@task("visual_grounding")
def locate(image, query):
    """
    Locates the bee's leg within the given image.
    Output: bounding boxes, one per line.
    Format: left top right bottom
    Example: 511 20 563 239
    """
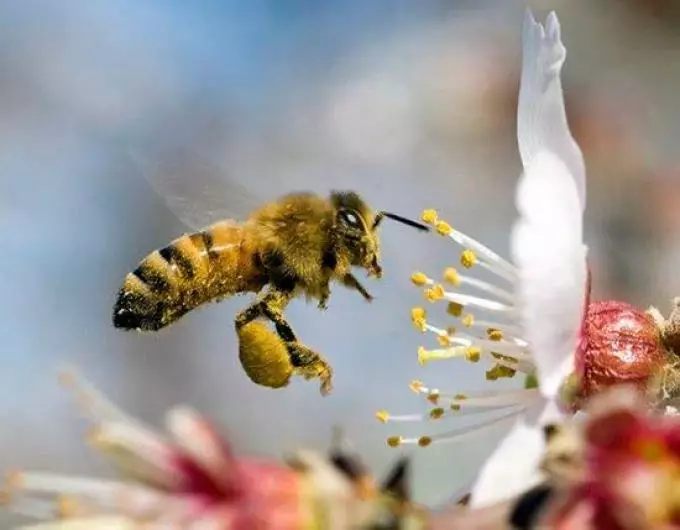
318 282 331 311
234 288 296 342
342 273 373 302
288 342 333 396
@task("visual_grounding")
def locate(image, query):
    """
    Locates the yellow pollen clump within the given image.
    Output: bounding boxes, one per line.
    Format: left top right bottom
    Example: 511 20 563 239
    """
460 249 477 269
429 407 445 420
421 209 438 225
437 334 451 347
435 220 452 236
417 347 430 366
462 314 475 327
411 307 427 332
487 328 504 341
424 284 445 302
387 436 403 448
375 410 389 423
418 436 433 447
443 268 460 286
409 380 424 393
465 347 481 363
427 391 440 405
447 302 464 318
411 272 429 286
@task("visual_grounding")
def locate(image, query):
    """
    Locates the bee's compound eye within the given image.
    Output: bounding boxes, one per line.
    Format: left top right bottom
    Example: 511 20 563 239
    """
340 210 360 227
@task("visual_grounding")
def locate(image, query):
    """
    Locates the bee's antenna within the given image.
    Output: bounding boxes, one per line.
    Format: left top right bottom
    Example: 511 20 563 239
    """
374 211 430 232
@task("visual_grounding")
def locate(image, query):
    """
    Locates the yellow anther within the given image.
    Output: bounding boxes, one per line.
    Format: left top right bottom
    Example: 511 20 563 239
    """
417 346 430 366
443 267 460 286
429 407 445 420
427 391 440 405
460 249 477 269
454 393 467 400
447 302 463 318
411 307 427 332
465 347 481 363
375 410 389 423
435 220 453 236
387 436 403 448
446 325 457 336
487 328 504 341
437 334 451 347
421 209 438 225
418 436 433 447
450 403 461 412
462 314 475 327
409 380 424 393
524 372 539 389
485 367 499 381
498 366 517 379
411 272 429 286
424 284 445 302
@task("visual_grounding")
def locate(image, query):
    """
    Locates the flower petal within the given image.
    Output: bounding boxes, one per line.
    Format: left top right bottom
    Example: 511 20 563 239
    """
518 9 586 212
469 397 563 508
511 11 587 400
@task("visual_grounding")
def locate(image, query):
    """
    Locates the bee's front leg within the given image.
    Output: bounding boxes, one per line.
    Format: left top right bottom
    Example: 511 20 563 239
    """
342 273 373 303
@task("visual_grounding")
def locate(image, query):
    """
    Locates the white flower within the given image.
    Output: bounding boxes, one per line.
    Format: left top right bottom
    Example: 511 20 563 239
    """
377 9 588 508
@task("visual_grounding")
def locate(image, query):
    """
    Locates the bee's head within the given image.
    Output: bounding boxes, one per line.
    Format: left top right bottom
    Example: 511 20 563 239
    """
330 190 429 279
330 190 383 278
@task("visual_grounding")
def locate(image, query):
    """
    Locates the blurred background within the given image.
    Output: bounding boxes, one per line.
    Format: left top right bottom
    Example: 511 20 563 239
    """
2 0 680 522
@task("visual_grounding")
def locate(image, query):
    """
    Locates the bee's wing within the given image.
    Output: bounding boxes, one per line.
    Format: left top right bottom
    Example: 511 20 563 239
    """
128 140 263 231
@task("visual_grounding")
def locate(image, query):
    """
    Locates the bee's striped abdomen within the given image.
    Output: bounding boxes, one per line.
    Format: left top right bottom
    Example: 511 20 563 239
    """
113 220 265 332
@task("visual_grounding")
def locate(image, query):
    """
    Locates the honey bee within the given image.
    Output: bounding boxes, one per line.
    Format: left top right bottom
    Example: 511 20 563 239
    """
114 147 428 395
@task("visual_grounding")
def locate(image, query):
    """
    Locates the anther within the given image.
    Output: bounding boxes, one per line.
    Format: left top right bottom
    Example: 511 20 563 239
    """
429 408 445 420
437 334 451 347
427 391 440 405
424 284 445 302
435 220 453 236
443 268 460 286
487 328 504 341
409 380 424 393
465 347 481 363
454 393 467 400
447 302 464 318
387 436 403 448
417 347 429 366
418 436 433 447
376 410 389 423
460 249 477 269
462 314 474 327
421 209 438 225
411 272 429 286
450 403 461 412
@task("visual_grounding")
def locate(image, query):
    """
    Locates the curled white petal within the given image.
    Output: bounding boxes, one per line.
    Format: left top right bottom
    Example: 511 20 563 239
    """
469 397 562 508
518 9 586 212
512 10 587 400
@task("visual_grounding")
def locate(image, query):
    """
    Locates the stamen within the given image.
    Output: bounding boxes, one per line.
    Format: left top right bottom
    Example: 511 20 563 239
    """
87 423 181 490
377 403 525 423
442 269 515 303
13 516 136 529
58 367 158 435
394 408 524 447
420 209 517 279
422 324 530 358
440 290 515 314
410 383 540 408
